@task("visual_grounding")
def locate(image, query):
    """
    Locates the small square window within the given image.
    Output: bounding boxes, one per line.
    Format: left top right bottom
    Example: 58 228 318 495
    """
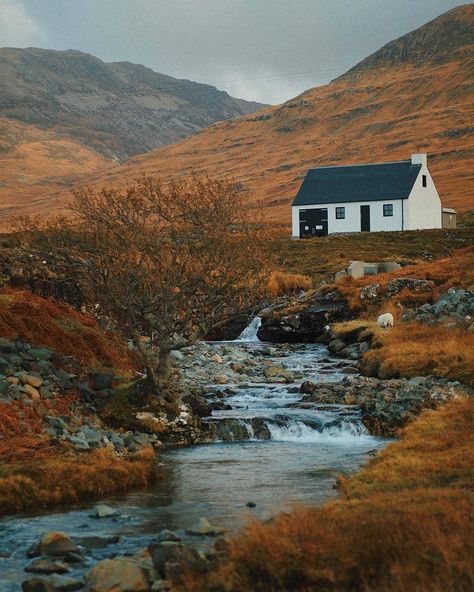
335 207 345 219
383 204 393 217
422 175 427 187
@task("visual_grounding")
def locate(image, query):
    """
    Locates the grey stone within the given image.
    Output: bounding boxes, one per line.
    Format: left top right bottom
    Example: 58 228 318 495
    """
154 529 182 543
67 435 90 450
46 416 67 430
28 348 54 361
25 559 71 575
186 517 225 536
90 504 118 519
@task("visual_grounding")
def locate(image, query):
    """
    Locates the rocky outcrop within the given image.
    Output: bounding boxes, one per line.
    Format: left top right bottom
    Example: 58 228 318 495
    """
403 289 474 329
295 375 472 436
258 291 354 343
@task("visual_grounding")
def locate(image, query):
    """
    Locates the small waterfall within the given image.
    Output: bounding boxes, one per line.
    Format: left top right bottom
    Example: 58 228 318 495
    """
211 416 370 443
235 316 262 342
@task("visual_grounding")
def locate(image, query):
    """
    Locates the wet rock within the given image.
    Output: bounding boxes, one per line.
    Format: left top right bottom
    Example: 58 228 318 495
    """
22 574 83 591
250 417 271 440
182 393 212 417
211 418 250 441
90 504 118 519
246 501 256 508
342 366 359 374
186 517 225 536
32 532 81 558
300 381 317 394
85 558 149 592
79 535 120 550
154 529 182 543
25 559 71 575
148 542 207 583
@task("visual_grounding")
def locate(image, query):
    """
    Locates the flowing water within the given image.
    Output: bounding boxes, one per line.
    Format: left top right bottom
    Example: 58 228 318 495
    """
0 326 387 590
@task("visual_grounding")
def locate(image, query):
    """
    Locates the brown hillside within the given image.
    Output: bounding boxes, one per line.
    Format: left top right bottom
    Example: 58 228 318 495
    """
71 5 474 223
0 118 112 225
0 5 472 229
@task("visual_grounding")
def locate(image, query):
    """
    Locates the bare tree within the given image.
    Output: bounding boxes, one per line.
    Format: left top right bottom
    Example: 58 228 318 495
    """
35 177 274 396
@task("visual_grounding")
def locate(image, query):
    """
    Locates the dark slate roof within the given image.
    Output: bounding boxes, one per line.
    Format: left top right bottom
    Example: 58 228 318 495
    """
292 160 422 206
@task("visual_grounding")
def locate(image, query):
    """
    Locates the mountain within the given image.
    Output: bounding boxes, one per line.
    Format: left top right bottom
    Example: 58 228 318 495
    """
0 47 264 162
0 5 473 228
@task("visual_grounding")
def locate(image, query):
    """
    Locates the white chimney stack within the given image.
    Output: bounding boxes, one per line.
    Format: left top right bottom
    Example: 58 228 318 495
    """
411 153 427 167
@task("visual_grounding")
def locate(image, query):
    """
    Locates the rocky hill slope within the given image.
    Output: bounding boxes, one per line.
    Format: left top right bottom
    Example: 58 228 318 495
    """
0 47 264 162
66 4 474 223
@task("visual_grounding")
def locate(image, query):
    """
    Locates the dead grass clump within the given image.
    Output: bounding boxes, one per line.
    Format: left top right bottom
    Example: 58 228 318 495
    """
0 288 136 372
266 271 313 296
184 398 474 592
0 446 157 513
362 323 474 386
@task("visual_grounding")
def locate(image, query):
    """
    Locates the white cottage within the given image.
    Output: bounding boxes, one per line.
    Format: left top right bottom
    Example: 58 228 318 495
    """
291 153 442 237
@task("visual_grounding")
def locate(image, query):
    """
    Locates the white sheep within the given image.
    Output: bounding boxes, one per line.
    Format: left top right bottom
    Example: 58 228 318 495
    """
377 312 394 328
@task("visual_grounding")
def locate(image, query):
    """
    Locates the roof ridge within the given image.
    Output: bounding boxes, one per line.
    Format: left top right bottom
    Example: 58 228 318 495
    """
308 159 414 171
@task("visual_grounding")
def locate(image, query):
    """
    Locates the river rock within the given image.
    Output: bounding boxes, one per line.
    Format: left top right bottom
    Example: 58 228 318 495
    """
21 384 41 400
32 532 80 558
148 542 206 583
90 504 118 518
85 558 149 592
25 559 71 575
186 517 225 536
20 374 43 388
213 374 229 384
22 574 83 591
154 530 182 543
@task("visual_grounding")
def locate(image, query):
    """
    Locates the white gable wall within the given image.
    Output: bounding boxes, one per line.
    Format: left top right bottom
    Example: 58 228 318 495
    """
405 168 442 230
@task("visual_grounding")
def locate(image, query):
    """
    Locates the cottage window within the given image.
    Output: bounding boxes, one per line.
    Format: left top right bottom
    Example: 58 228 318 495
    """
383 204 393 217
422 175 427 187
335 207 345 219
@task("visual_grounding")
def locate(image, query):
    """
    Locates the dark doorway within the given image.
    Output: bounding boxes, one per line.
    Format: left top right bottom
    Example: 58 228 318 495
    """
360 205 371 232
299 208 328 237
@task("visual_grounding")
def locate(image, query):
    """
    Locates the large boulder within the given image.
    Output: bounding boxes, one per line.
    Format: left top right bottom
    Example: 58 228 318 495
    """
85 558 150 592
259 300 352 343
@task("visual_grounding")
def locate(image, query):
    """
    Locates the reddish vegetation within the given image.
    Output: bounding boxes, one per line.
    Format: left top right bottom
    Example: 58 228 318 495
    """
184 398 474 592
266 271 313 297
0 288 136 372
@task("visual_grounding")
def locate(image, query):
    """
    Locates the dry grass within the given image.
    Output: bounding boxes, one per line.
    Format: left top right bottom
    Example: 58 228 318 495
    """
281 232 474 286
184 398 474 592
0 288 136 372
0 445 157 514
266 271 313 297
362 323 474 386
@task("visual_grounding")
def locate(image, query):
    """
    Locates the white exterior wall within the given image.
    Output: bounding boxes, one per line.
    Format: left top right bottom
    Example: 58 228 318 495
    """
292 199 404 237
292 154 442 237
405 167 442 230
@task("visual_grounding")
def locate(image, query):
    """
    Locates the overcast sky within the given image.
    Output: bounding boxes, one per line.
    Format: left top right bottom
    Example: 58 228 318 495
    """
0 0 465 104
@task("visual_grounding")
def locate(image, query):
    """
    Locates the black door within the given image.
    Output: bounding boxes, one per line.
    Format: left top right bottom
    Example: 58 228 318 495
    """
360 205 371 232
299 209 328 237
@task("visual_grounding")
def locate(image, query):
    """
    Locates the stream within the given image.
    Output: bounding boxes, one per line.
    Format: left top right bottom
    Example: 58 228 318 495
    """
0 323 387 590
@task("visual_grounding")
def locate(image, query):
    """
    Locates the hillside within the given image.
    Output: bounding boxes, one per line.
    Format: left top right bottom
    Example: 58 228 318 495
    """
0 5 473 229
65 4 474 224
0 48 264 162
